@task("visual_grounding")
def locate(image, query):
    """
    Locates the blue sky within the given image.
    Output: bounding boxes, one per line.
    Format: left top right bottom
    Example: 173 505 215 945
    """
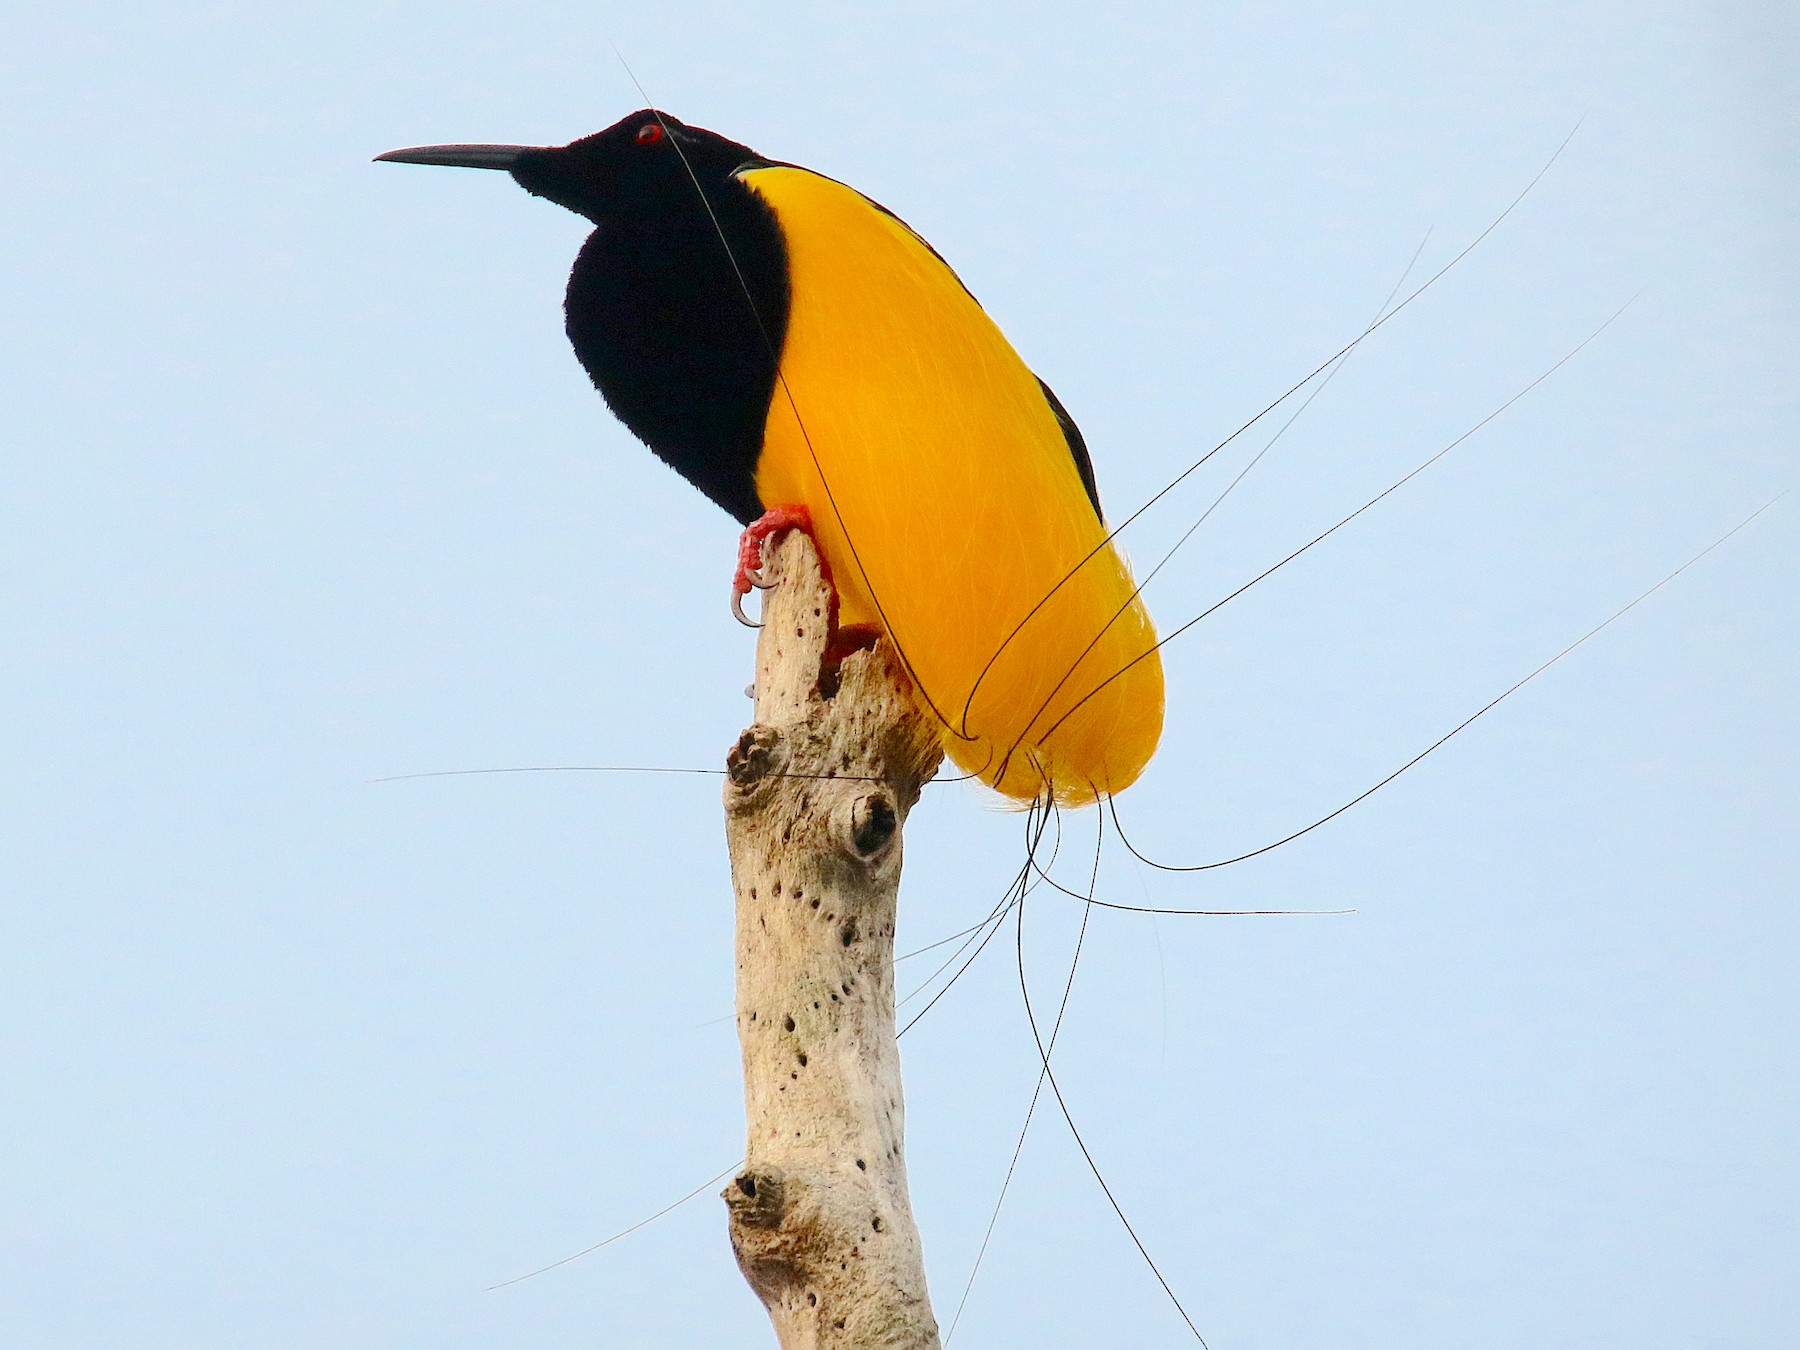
2 3 1795 1346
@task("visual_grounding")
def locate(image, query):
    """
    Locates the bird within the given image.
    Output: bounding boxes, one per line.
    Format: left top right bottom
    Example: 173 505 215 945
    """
377 109 1163 807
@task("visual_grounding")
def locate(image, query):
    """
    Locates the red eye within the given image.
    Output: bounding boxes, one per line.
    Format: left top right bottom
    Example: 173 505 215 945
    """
635 123 663 145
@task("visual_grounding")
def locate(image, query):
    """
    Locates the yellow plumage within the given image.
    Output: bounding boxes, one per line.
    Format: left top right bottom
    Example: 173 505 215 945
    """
741 166 1164 805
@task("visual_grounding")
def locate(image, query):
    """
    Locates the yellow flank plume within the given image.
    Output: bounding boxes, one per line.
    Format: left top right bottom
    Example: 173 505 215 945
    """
740 166 1164 806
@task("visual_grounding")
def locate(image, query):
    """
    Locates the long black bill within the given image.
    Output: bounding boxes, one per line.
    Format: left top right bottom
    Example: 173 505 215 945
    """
373 144 536 170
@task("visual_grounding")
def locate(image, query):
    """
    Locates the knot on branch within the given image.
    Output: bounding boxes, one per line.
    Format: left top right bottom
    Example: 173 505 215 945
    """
727 725 786 809
726 1168 828 1314
725 1168 788 1230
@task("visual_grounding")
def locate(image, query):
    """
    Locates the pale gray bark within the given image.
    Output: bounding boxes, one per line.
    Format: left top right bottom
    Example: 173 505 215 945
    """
722 530 945 1350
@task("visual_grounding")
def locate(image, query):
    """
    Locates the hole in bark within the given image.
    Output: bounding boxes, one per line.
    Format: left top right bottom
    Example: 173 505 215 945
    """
810 899 820 910
855 1158 866 1170
840 920 859 948
797 1052 808 1067
842 983 852 995
773 881 782 897
793 887 803 900
834 1319 846 1330
872 1216 884 1232
808 1292 818 1307
736 1175 757 1198
850 794 897 856
783 1015 795 1032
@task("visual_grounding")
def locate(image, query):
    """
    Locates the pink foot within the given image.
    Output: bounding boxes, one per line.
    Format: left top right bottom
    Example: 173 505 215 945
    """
731 505 814 627
733 504 814 593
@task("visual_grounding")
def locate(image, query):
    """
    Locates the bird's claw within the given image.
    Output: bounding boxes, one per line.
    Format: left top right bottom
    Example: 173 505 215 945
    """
730 504 814 628
731 588 762 629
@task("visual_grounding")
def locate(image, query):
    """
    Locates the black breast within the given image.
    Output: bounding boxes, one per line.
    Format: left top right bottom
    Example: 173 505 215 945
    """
563 177 789 525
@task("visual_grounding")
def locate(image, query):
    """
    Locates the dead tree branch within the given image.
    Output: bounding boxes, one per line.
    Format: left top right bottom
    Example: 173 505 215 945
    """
722 530 945 1349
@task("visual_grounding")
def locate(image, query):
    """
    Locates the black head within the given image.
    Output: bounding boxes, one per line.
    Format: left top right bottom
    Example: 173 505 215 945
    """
375 110 769 224
376 110 792 527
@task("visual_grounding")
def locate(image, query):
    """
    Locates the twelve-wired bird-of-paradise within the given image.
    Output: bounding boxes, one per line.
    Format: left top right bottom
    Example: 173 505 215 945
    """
378 110 1163 806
